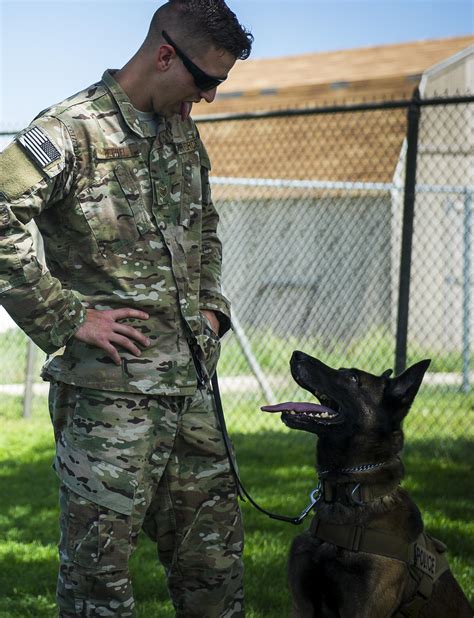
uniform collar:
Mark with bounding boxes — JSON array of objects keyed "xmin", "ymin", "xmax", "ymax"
[
  {"xmin": 102, "ymin": 69, "xmax": 161, "ymax": 139},
  {"xmin": 102, "ymin": 69, "xmax": 197, "ymax": 144}
]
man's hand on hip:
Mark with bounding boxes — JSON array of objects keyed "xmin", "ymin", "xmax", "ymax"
[{"xmin": 74, "ymin": 308, "xmax": 151, "ymax": 366}]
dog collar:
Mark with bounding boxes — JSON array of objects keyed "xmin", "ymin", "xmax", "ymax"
[
  {"xmin": 318, "ymin": 460, "xmax": 387, "ymax": 476},
  {"xmin": 317, "ymin": 459, "xmax": 401, "ymax": 505},
  {"xmin": 320, "ymin": 478, "xmax": 400, "ymax": 505}
]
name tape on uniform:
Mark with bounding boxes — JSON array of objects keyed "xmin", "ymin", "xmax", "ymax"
[
  {"xmin": 177, "ymin": 138, "xmax": 199, "ymax": 155},
  {"xmin": 18, "ymin": 126, "xmax": 61, "ymax": 169}
]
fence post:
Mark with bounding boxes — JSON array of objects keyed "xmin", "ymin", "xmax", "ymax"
[
  {"xmin": 230, "ymin": 311, "xmax": 276, "ymax": 404},
  {"xmin": 23, "ymin": 340, "xmax": 37, "ymax": 418},
  {"xmin": 395, "ymin": 89, "xmax": 421, "ymax": 376},
  {"xmin": 462, "ymin": 189, "xmax": 472, "ymax": 392}
]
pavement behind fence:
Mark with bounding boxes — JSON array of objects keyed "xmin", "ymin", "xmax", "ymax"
[{"xmin": 0, "ymin": 371, "xmax": 471, "ymax": 399}]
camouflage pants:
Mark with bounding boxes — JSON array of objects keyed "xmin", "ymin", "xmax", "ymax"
[{"xmin": 48, "ymin": 381, "xmax": 244, "ymax": 617}]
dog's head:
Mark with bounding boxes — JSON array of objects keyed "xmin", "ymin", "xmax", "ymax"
[{"xmin": 262, "ymin": 351, "xmax": 430, "ymax": 461}]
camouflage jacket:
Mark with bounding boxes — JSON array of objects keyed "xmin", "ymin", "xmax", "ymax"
[{"xmin": 0, "ymin": 70, "xmax": 230, "ymax": 395}]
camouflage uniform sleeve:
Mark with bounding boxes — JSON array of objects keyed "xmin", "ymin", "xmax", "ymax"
[
  {"xmin": 198, "ymin": 142, "xmax": 231, "ymax": 337},
  {"xmin": 0, "ymin": 116, "xmax": 86, "ymax": 353}
]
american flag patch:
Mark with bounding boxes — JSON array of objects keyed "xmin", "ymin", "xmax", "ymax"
[{"xmin": 18, "ymin": 126, "xmax": 61, "ymax": 168}]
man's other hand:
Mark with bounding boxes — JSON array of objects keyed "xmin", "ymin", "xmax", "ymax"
[
  {"xmin": 201, "ymin": 309, "xmax": 220, "ymax": 335},
  {"xmin": 74, "ymin": 308, "xmax": 151, "ymax": 365}
]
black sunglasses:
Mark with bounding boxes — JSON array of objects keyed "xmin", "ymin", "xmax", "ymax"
[{"xmin": 162, "ymin": 30, "xmax": 227, "ymax": 92}]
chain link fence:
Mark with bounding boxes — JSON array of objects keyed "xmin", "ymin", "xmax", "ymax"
[
  {"xmin": 196, "ymin": 94, "xmax": 474, "ymax": 446},
  {"xmin": 1, "ymin": 95, "xmax": 473, "ymax": 445}
]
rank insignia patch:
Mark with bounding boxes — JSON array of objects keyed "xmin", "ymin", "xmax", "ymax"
[{"xmin": 18, "ymin": 126, "xmax": 61, "ymax": 168}]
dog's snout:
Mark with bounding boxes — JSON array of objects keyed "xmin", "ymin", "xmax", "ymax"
[{"xmin": 291, "ymin": 350, "xmax": 306, "ymax": 363}]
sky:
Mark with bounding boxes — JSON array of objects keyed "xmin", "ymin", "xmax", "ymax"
[{"xmin": 0, "ymin": 0, "xmax": 473, "ymax": 129}]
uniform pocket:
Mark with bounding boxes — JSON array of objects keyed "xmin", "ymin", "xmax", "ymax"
[
  {"xmin": 71, "ymin": 387, "xmax": 154, "ymax": 450},
  {"xmin": 77, "ymin": 163, "xmax": 153, "ymax": 251},
  {"xmin": 0, "ymin": 239, "xmax": 26, "ymax": 292},
  {"xmin": 179, "ymin": 150, "xmax": 205, "ymax": 229},
  {"xmin": 114, "ymin": 163, "xmax": 153, "ymax": 237},
  {"xmin": 72, "ymin": 386, "xmax": 124, "ymax": 439},
  {"xmin": 0, "ymin": 207, "xmax": 43, "ymax": 292},
  {"xmin": 179, "ymin": 159, "xmax": 193, "ymax": 228},
  {"xmin": 54, "ymin": 433, "xmax": 138, "ymax": 516},
  {"xmin": 60, "ymin": 485, "xmax": 132, "ymax": 572}
]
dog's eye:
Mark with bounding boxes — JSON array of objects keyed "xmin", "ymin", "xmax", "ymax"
[{"xmin": 349, "ymin": 374, "xmax": 359, "ymax": 385}]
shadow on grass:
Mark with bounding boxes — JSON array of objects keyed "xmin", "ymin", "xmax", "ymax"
[
  {"xmin": 0, "ymin": 429, "xmax": 472, "ymax": 617},
  {"xmin": 0, "ymin": 443, "xmax": 58, "ymax": 618}
]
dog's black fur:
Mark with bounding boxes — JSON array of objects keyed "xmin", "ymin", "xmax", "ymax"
[{"xmin": 262, "ymin": 351, "xmax": 472, "ymax": 618}]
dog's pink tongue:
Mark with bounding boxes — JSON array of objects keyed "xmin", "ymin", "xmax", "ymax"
[
  {"xmin": 180, "ymin": 102, "xmax": 192, "ymax": 121},
  {"xmin": 261, "ymin": 402, "xmax": 335, "ymax": 415}
]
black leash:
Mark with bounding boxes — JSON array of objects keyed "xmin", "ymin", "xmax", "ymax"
[{"xmin": 211, "ymin": 372, "xmax": 321, "ymax": 525}]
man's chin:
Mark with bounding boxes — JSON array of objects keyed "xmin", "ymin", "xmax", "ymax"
[{"xmin": 159, "ymin": 102, "xmax": 193, "ymax": 121}]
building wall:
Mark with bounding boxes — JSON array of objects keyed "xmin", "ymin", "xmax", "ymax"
[
  {"xmin": 217, "ymin": 193, "xmax": 393, "ymax": 344},
  {"xmin": 406, "ymin": 50, "xmax": 474, "ymax": 352},
  {"xmin": 421, "ymin": 49, "xmax": 474, "ymax": 97}
]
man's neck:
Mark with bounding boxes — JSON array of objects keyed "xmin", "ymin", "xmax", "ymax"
[{"xmin": 114, "ymin": 54, "xmax": 154, "ymax": 113}]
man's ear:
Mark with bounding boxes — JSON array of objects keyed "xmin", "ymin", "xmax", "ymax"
[
  {"xmin": 384, "ymin": 359, "xmax": 431, "ymax": 414},
  {"xmin": 156, "ymin": 44, "xmax": 175, "ymax": 72}
]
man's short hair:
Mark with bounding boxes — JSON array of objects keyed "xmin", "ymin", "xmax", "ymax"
[{"xmin": 148, "ymin": 0, "xmax": 253, "ymax": 60}]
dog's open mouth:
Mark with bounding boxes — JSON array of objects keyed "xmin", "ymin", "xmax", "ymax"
[{"xmin": 261, "ymin": 400, "xmax": 342, "ymax": 426}]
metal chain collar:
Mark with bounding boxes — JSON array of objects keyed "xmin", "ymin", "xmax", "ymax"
[{"xmin": 318, "ymin": 461, "xmax": 387, "ymax": 476}]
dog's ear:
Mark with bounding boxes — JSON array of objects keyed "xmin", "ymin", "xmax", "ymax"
[
  {"xmin": 384, "ymin": 359, "xmax": 431, "ymax": 419},
  {"xmin": 381, "ymin": 369, "xmax": 393, "ymax": 378}
]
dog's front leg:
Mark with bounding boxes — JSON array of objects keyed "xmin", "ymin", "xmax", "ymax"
[
  {"xmin": 291, "ymin": 600, "xmax": 316, "ymax": 618},
  {"xmin": 289, "ymin": 551, "xmax": 318, "ymax": 618},
  {"xmin": 288, "ymin": 534, "xmax": 339, "ymax": 618},
  {"xmin": 289, "ymin": 534, "xmax": 316, "ymax": 618}
]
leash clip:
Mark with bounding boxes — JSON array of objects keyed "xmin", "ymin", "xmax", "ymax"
[
  {"xmin": 311, "ymin": 483, "xmax": 322, "ymax": 505},
  {"xmin": 291, "ymin": 482, "xmax": 322, "ymax": 525},
  {"xmin": 350, "ymin": 482, "xmax": 365, "ymax": 506}
]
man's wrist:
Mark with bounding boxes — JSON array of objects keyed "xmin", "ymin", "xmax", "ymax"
[{"xmin": 201, "ymin": 309, "xmax": 220, "ymax": 335}]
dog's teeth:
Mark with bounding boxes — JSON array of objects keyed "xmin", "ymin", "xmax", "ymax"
[{"xmin": 284, "ymin": 408, "xmax": 337, "ymax": 420}]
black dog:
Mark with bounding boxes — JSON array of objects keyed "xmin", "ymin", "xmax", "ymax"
[{"xmin": 262, "ymin": 351, "xmax": 472, "ymax": 618}]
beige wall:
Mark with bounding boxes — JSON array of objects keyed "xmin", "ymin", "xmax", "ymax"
[{"xmin": 421, "ymin": 49, "xmax": 474, "ymax": 97}]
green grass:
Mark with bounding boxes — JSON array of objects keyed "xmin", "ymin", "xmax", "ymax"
[
  {"xmin": 219, "ymin": 326, "xmax": 472, "ymax": 377},
  {"xmin": 0, "ymin": 393, "xmax": 472, "ymax": 617}
]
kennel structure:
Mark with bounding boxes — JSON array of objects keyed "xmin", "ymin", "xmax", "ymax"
[
  {"xmin": 193, "ymin": 36, "xmax": 474, "ymax": 387},
  {"xmin": 405, "ymin": 46, "xmax": 474, "ymax": 355}
]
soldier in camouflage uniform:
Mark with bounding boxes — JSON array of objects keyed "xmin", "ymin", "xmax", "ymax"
[{"xmin": 0, "ymin": 1, "xmax": 253, "ymax": 615}]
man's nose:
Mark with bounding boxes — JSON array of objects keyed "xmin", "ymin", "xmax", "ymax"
[{"xmin": 200, "ymin": 87, "xmax": 217, "ymax": 103}]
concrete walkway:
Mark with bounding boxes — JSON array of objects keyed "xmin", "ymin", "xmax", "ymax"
[{"xmin": 0, "ymin": 372, "xmax": 471, "ymax": 397}]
